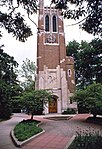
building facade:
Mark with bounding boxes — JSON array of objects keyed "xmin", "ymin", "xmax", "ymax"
[{"xmin": 35, "ymin": 0, "xmax": 75, "ymax": 114}]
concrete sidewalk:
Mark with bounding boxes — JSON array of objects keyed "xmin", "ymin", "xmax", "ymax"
[
  {"xmin": 0, "ymin": 113, "xmax": 30, "ymax": 149},
  {"xmin": 0, "ymin": 113, "xmax": 102, "ymax": 149}
]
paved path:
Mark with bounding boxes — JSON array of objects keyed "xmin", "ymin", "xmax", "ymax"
[
  {"xmin": 22, "ymin": 114, "xmax": 102, "ymax": 149},
  {"xmin": 0, "ymin": 113, "xmax": 30, "ymax": 149},
  {"xmin": 0, "ymin": 113, "xmax": 102, "ymax": 149}
]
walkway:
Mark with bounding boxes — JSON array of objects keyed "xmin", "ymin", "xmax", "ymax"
[
  {"xmin": 22, "ymin": 114, "xmax": 102, "ymax": 149},
  {"xmin": 0, "ymin": 113, "xmax": 30, "ymax": 149},
  {"xmin": 0, "ymin": 113, "xmax": 102, "ymax": 149}
]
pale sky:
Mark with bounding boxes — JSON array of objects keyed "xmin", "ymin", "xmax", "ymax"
[{"xmin": 0, "ymin": 1, "xmax": 95, "ymax": 67}]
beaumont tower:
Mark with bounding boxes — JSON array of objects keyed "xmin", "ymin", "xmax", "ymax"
[{"xmin": 35, "ymin": 0, "xmax": 75, "ymax": 114}]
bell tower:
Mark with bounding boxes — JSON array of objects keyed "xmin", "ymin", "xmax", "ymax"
[{"xmin": 36, "ymin": 0, "xmax": 75, "ymax": 114}]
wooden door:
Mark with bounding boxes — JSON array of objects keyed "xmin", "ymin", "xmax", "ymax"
[{"xmin": 49, "ymin": 99, "xmax": 57, "ymax": 113}]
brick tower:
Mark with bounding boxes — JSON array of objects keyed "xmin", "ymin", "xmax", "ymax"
[{"xmin": 35, "ymin": 0, "xmax": 75, "ymax": 114}]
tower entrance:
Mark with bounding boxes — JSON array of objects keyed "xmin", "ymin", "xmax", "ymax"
[{"xmin": 49, "ymin": 98, "xmax": 57, "ymax": 113}]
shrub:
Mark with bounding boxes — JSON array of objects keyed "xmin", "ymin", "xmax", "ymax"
[
  {"xmin": 62, "ymin": 108, "xmax": 76, "ymax": 114},
  {"xmin": 91, "ymin": 107, "xmax": 102, "ymax": 118},
  {"xmin": 86, "ymin": 117, "xmax": 102, "ymax": 124},
  {"xmin": 14, "ymin": 119, "xmax": 43, "ymax": 141},
  {"xmin": 72, "ymin": 83, "xmax": 102, "ymax": 116},
  {"xmin": 68, "ymin": 128, "xmax": 102, "ymax": 149}
]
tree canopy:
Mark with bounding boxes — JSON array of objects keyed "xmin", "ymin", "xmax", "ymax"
[
  {"xmin": 72, "ymin": 83, "xmax": 102, "ymax": 117},
  {"xmin": 21, "ymin": 89, "xmax": 52, "ymax": 119},
  {"xmin": 0, "ymin": 47, "xmax": 20, "ymax": 118},
  {"xmin": 0, "ymin": 0, "xmax": 102, "ymax": 42},
  {"xmin": 66, "ymin": 38, "xmax": 102, "ymax": 88},
  {"xmin": 52, "ymin": 0, "xmax": 102, "ymax": 38},
  {"xmin": 0, "ymin": 0, "xmax": 37, "ymax": 42},
  {"xmin": 19, "ymin": 58, "xmax": 36, "ymax": 90}
]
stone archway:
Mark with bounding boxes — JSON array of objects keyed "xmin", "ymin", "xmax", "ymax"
[{"xmin": 49, "ymin": 95, "xmax": 58, "ymax": 113}]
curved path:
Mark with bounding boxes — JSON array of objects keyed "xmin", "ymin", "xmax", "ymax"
[
  {"xmin": 0, "ymin": 113, "xmax": 30, "ymax": 149},
  {"xmin": 0, "ymin": 113, "xmax": 102, "ymax": 149}
]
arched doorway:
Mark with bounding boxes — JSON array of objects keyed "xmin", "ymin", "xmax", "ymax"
[{"xmin": 49, "ymin": 95, "xmax": 58, "ymax": 113}]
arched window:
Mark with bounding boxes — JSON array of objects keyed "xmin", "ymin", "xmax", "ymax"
[
  {"xmin": 45, "ymin": 15, "xmax": 49, "ymax": 32},
  {"xmin": 53, "ymin": 15, "xmax": 57, "ymax": 32},
  {"xmin": 68, "ymin": 69, "xmax": 71, "ymax": 77}
]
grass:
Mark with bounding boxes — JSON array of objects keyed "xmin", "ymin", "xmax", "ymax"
[
  {"xmin": 14, "ymin": 119, "xmax": 43, "ymax": 141},
  {"xmin": 68, "ymin": 128, "xmax": 102, "ymax": 149}
]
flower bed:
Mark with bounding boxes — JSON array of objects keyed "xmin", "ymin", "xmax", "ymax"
[{"xmin": 68, "ymin": 128, "xmax": 102, "ymax": 149}]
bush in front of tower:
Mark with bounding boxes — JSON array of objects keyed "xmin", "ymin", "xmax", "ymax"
[
  {"xmin": 72, "ymin": 83, "xmax": 102, "ymax": 118},
  {"xmin": 62, "ymin": 108, "xmax": 76, "ymax": 114}
]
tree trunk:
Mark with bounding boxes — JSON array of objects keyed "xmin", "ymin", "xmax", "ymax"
[
  {"xmin": 31, "ymin": 114, "xmax": 33, "ymax": 120},
  {"xmin": 93, "ymin": 114, "xmax": 97, "ymax": 118}
]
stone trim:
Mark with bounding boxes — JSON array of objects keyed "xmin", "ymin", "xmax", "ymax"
[{"xmin": 64, "ymin": 135, "xmax": 76, "ymax": 149}]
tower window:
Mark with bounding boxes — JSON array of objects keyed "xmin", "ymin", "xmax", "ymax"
[
  {"xmin": 68, "ymin": 69, "xmax": 71, "ymax": 77},
  {"xmin": 45, "ymin": 15, "xmax": 49, "ymax": 32},
  {"xmin": 53, "ymin": 15, "xmax": 57, "ymax": 32}
]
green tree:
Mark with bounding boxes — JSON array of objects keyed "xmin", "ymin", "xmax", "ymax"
[
  {"xmin": 52, "ymin": 0, "xmax": 102, "ymax": 38},
  {"xmin": 21, "ymin": 89, "xmax": 52, "ymax": 120},
  {"xmin": 0, "ymin": 0, "xmax": 37, "ymax": 42},
  {"xmin": 90, "ymin": 38, "xmax": 102, "ymax": 83},
  {"xmin": 19, "ymin": 58, "xmax": 36, "ymax": 90},
  {"xmin": 0, "ymin": 47, "xmax": 19, "ymax": 119},
  {"xmin": 66, "ymin": 39, "xmax": 102, "ymax": 88},
  {"xmin": 72, "ymin": 83, "xmax": 102, "ymax": 117},
  {"xmin": 66, "ymin": 40, "xmax": 79, "ymax": 58},
  {"xmin": 0, "ymin": 80, "xmax": 11, "ymax": 119}
]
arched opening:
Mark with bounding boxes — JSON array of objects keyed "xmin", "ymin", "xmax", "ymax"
[
  {"xmin": 68, "ymin": 69, "xmax": 71, "ymax": 77},
  {"xmin": 52, "ymin": 15, "xmax": 57, "ymax": 32},
  {"xmin": 49, "ymin": 95, "xmax": 58, "ymax": 113},
  {"xmin": 45, "ymin": 15, "xmax": 49, "ymax": 32}
]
